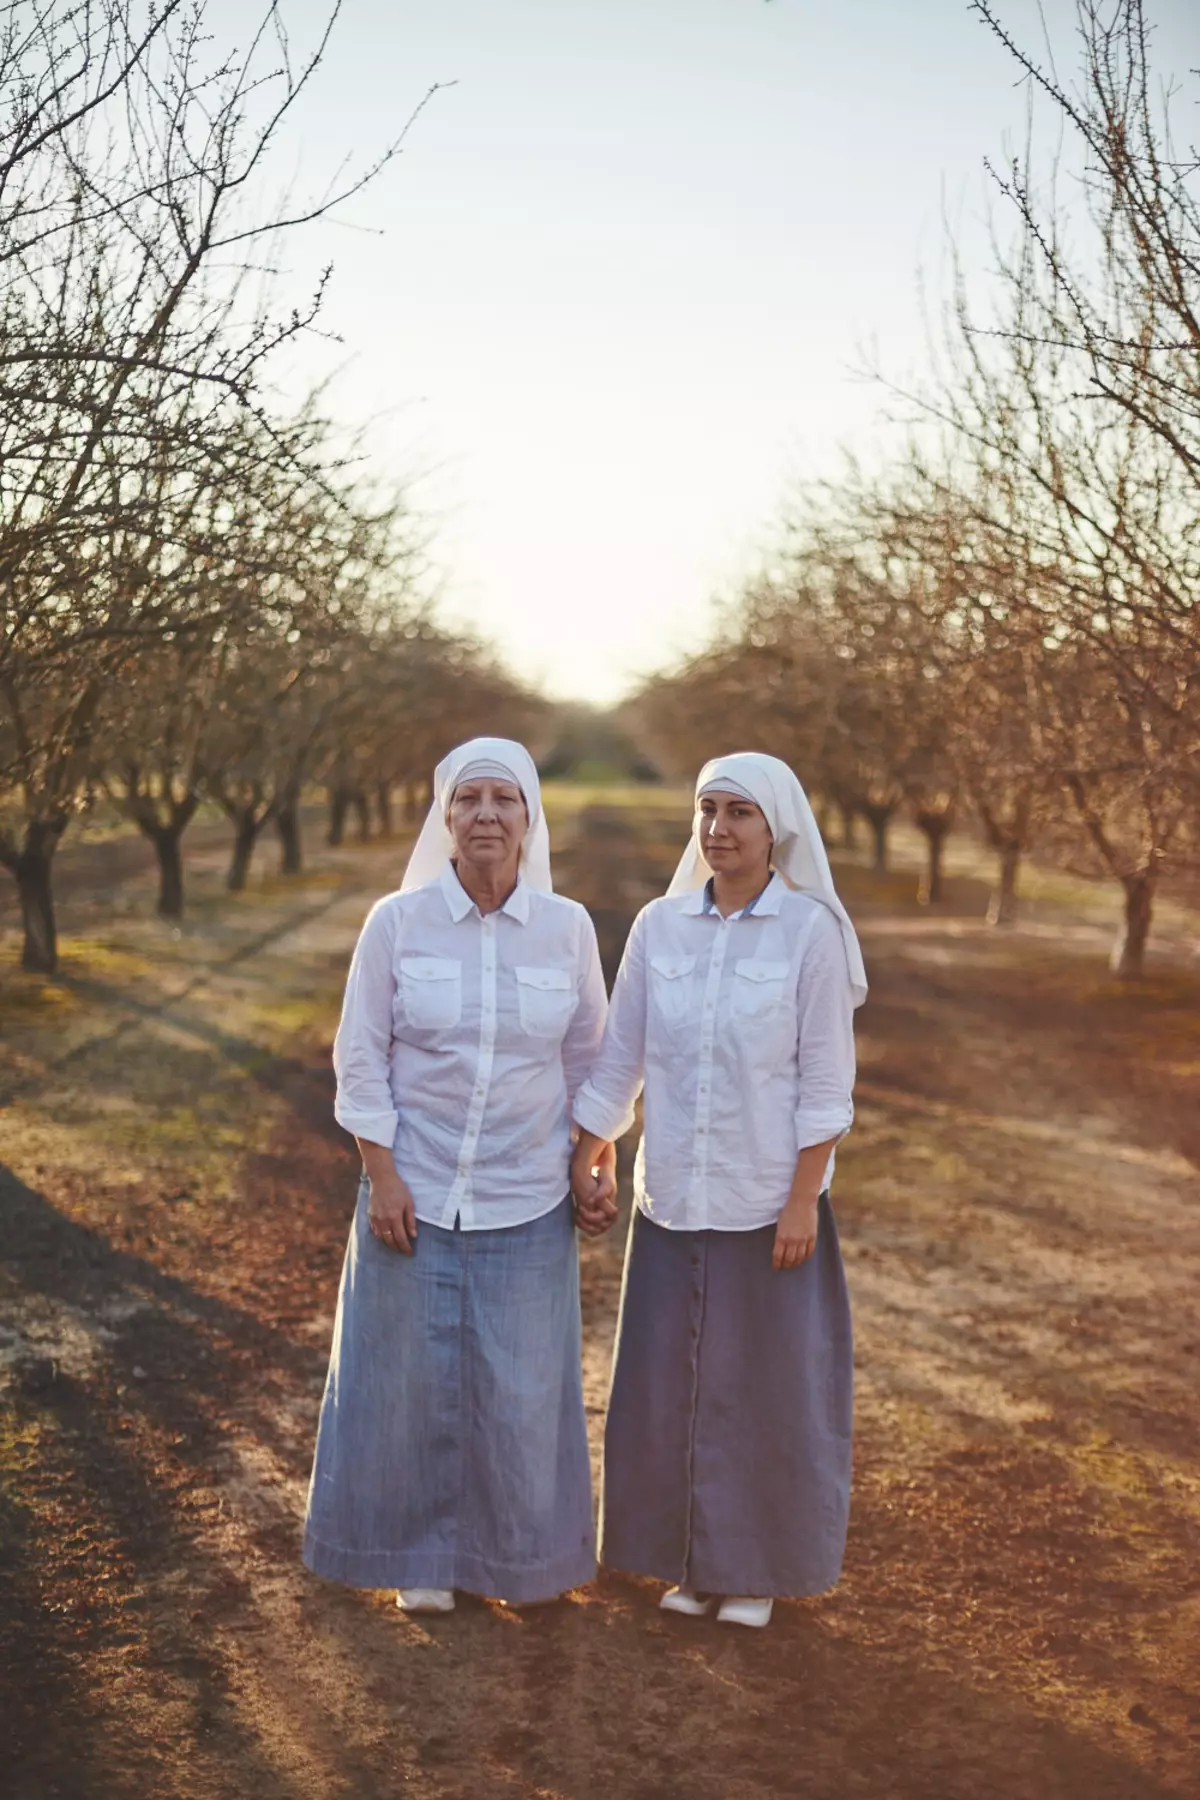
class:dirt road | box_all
[1,801,1198,1799]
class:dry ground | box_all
[1,795,1198,1800]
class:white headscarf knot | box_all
[399,737,552,893]
[669,751,867,1007]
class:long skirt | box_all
[302,1183,595,1603]
[600,1194,853,1598]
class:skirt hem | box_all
[598,1549,843,1601]
[302,1528,596,1603]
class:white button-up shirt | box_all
[573,873,856,1231]
[333,864,608,1230]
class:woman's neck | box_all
[711,866,771,919]
[453,857,521,916]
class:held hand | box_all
[772,1193,818,1271]
[367,1167,419,1255]
[575,1171,618,1237]
[571,1139,618,1238]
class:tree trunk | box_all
[352,790,371,842]
[1111,873,1154,978]
[328,787,349,847]
[227,814,262,891]
[987,841,1021,927]
[150,827,186,918]
[13,819,67,974]
[276,799,303,875]
[917,816,952,905]
[376,782,393,838]
[131,798,197,919]
[837,801,858,851]
[861,803,893,873]
[404,780,420,823]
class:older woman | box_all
[303,737,612,1613]
[571,752,867,1628]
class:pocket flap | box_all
[400,957,460,982]
[735,959,790,984]
[515,965,572,991]
[650,954,696,981]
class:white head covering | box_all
[668,751,868,1007]
[400,737,552,894]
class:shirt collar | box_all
[686,870,784,919]
[439,861,530,924]
[501,877,531,923]
[749,871,785,915]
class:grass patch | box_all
[58,940,162,984]
[0,975,85,1022]
[239,990,342,1043]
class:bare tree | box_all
[971,0,1200,494]
[0,0,427,969]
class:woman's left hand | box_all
[772,1194,818,1270]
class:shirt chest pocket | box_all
[515,965,575,1038]
[649,953,696,1029]
[399,957,462,1031]
[731,958,791,1019]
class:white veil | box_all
[668,751,867,1007]
[400,737,552,894]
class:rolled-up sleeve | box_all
[332,899,400,1148]
[572,908,648,1142]
[793,905,857,1149]
[560,910,609,1105]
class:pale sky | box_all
[235,0,1197,702]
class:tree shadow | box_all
[2,1171,1192,1798]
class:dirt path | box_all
[1,801,1198,1800]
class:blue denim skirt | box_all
[600,1194,853,1598]
[303,1184,595,1602]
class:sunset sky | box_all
[243,0,1197,701]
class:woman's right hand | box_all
[357,1140,418,1255]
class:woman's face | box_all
[448,777,528,879]
[698,789,772,883]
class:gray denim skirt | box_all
[303,1183,595,1603]
[600,1193,853,1598]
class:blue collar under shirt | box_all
[700,876,771,920]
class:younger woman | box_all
[572,752,867,1627]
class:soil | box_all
[1,797,1198,1800]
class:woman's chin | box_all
[460,844,518,874]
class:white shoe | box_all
[659,1586,715,1617]
[717,1595,774,1628]
[397,1588,455,1614]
